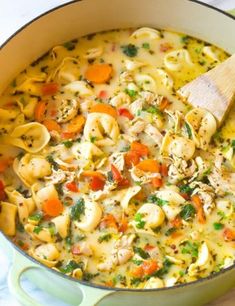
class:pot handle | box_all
[8,250,44,306]
[78,283,114,306]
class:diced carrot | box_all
[100,214,118,230]
[160,42,172,52]
[41,82,59,96]
[118,108,134,120]
[159,97,170,111]
[171,231,183,239]
[134,190,146,201]
[98,90,108,99]
[136,159,160,173]
[34,101,46,122]
[90,176,105,191]
[71,245,81,255]
[43,119,61,132]
[131,142,149,157]
[223,228,235,241]
[118,178,130,188]
[0,158,13,172]
[65,115,86,134]
[160,163,168,177]
[0,180,6,201]
[82,171,106,182]
[132,266,144,278]
[144,244,155,251]
[104,280,114,287]
[118,214,128,233]
[124,151,140,168]
[42,198,64,217]
[191,195,206,224]
[85,64,113,84]
[66,181,79,192]
[111,164,122,182]
[171,216,182,228]
[152,177,163,188]
[61,132,75,139]
[90,103,117,118]
[142,260,159,276]
[180,193,190,200]
[18,241,29,251]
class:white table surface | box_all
[0,0,235,305]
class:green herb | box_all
[133,247,150,259]
[28,212,43,222]
[181,35,189,44]
[179,184,193,195]
[130,277,142,286]
[60,260,84,274]
[142,42,150,49]
[185,122,192,139]
[70,198,85,221]
[213,222,224,230]
[120,145,130,152]
[132,259,143,265]
[107,171,114,182]
[63,41,76,51]
[65,236,72,246]
[231,139,235,151]
[75,234,86,242]
[147,195,169,207]
[121,44,138,57]
[90,136,97,143]
[202,168,212,177]
[33,225,43,234]
[83,272,99,281]
[125,88,137,97]
[179,270,185,277]
[217,211,226,220]
[113,274,126,285]
[46,155,59,170]
[136,109,141,116]
[165,227,176,236]
[16,222,25,233]
[98,233,112,243]
[153,258,172,278]
[179,204,196,220]
[146,106,162,116]
[181,241,199,257]
[134,213,146,229]
[48,225,56,236]
[63,140,73,148]
[17,240,25,247]
[55,183,64,196]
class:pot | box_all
[0,1,234,305]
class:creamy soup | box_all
[0,28,234,289]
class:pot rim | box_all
[0,0,235,293]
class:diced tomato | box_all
[71,245,81,255]
[124,151,140,168]
[66,181,79,192]
[180,193,190,200]
[160,163,168,177]
[144,244,155,251]
[171,216,182,228]
[61,132,75,140]
[118,178,130,188]
[223,228,235,241]
[100,214,118,229]
[134,190,146,201]
[118,108,134,120]
[142,260,159,276]
[41,82,59,96]
[130,141,149,157]
[89,176,105,191]
[0,180,6,201]
[111,164,122,182]
[98,90,108,99]
[119,215,128,233]
[151,177,163,188]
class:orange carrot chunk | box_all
[191,194,206,224]
[65,115,86,134]
[43,119,61,132]
[119,215,128,233]
[85,64,113,84]
[131,141,149,157]
[89,176,105,191]
[136,159,160,173]
[100,214,118,229]
[111,164,122,182]
[159,97,170,111]
[160,163,168,177]
[42,198,64,217]
[118,108,134,120]
[124,151,140,168]
[66,181,79,192]
[223,228,235,241]
[34,101,46,122]
[82,171,106,181]
[90,103,117,118]
[41,82,59,96]
[142,260,159,276]
[151,177,163,188]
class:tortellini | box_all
[56,98,79,123]
[32,184,58,210]
[75,198,102,232]
[7,122,50,153]
[25,223,54,243]
[0,201,17,236]
[52,213,70,238]
[84,113,120,145]
[14,75,46,96]
[134,74,157,93]
[185,108,217,150]
[164,49,193,71]
[124,59,146,71]
[30,243,60,267]
[63,81,93,97]
[154,68,174,89]
[161,132,195,161]
[16,97,38,119]
[131,27,160,40]
[47,57,79,83]
[13,154,51,187]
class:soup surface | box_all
[0,28,234,289]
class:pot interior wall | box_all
[0,0,235,93]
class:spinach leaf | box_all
[98,233,112,243]
[179,204,196,220]
[121,44,138,57]
[60,260,84,274]
[133,247,150,259]
[70,198,85,221]
[148,195,169,207]
[134,213,146,229]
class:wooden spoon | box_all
[177,53,235,126]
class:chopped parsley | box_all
[179,184,193,195]
[124,88,137,98]
[142,42,150,49]
[62,140,73,148]
[130,277,142,286]
[83,272,99,281]
[107,171,114,182]
[134,213,146,229]
[60,260,84,274]
[231,139,235,151]
[133,247,150,259]
[28,212,43,222]
[46,155,59,170]
[165,227,177,236]
[70,198,85,221]
[132,259,143,265]
[179,204,196,220]
[181,241,199,258]
[55,183,64,196]
[98,233,112,243]
[90,136,97,143]
[121,44,138,57]
[153,258,172,278]
[213,222,224,230]
[113,274,126,285]
[181,35,189,44]
[148,195,169,207]
[33,225,43,234]
[185,122,192,139]
[16,222,25,233]
[145,106,162,116]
